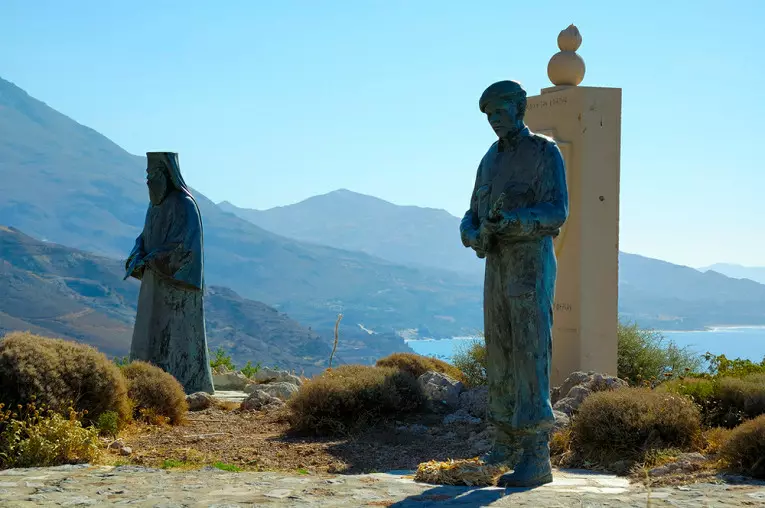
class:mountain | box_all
[223,189,765,331]
[219,190,483,276]
[699,263,765,285]
[0,226,411,373]
[619,252,765,329]
[0,76,482,339]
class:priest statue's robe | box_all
[125,151,215,394]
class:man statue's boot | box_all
[480,429,522,467]
[496,432,553,488]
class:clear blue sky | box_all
[2,1,763,268]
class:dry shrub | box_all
[0,402,100,468]
[570,388,702,467]
[121,361,188,425]
[288,365,424,435]
[0,332,130,424]
[376,352,465,383]
[662,374,765,428]
[719,414,765,479]
[702,427,733,455]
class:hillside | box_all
[0,226,389,374]
[619,252,765,329]
[219,190,483,276]
[699,263,765,285]
[0,76,482,339]
[223,190,765,331]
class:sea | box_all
[406,326,765,364]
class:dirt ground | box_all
[107,406,483,475]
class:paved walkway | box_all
[1,464,763,507]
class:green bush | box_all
[451,338,487,388]
[704,353,765,378]
[617,322,702,386]
[210,346,235,372]
[288,365,424,435]
[0,402,100,468]
[96,410,120,438]
[376,352,465,383]
[662,374,765,428]
[121,361,188,425]
[0,332,131,425]
[240,360,261,378]
[570,387,702,468]
[719,414,765,479]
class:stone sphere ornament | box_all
[547,24,586,86]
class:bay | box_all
[406,326,765,364]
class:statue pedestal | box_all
[525,85,622,385]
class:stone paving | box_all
[1,465,764,507]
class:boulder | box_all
[458,387,488,419]
[443,408,482,425]
[212,371,249,391]
[241,390,285,411]
[253,368,303,386]
[186,392,214,411]
[553,410,570,432]
[417,371,464,409]
[255,381,299,401]
[551,371,629,415]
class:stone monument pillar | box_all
[524,25,621,385]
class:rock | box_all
[212,371,249,391]
[552,371,591,404]
[468,428,493,456]
[553,410,570,432]
[241,390,284,411]
[108,440,124,450]
[255,381,299,401]
[552,397,579,416]
[443,409,481,425]
[119,446,132,456]
[253,368,303,386]
[186,392,214,411]
[417,371,464,409]
[458,387,488,418]
[610,460,634,475]
[395,424,429,434]
[567,385,592,403]
[551,371,629,414]
[648,456,704,477]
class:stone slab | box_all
[0,465,763,507]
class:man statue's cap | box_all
[479,80,527,113]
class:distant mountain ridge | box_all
[223,190,765,331]
[0,75,482,341]
[700,263,765,285]
[219,189,483,276]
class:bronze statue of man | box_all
[125,152,215,394]
[459,80,568,487]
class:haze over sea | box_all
[407,326,765,364]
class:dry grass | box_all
[376,353,465,384]
[0,332,131,424]
[288,365,424,436]
[0,402,101,468]
[569,388,702,467]
[107,407,481,475]
[121,361,188,425]
[414,458,508,486]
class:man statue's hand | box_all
[496,210,523,237]
[478,219,499,252]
